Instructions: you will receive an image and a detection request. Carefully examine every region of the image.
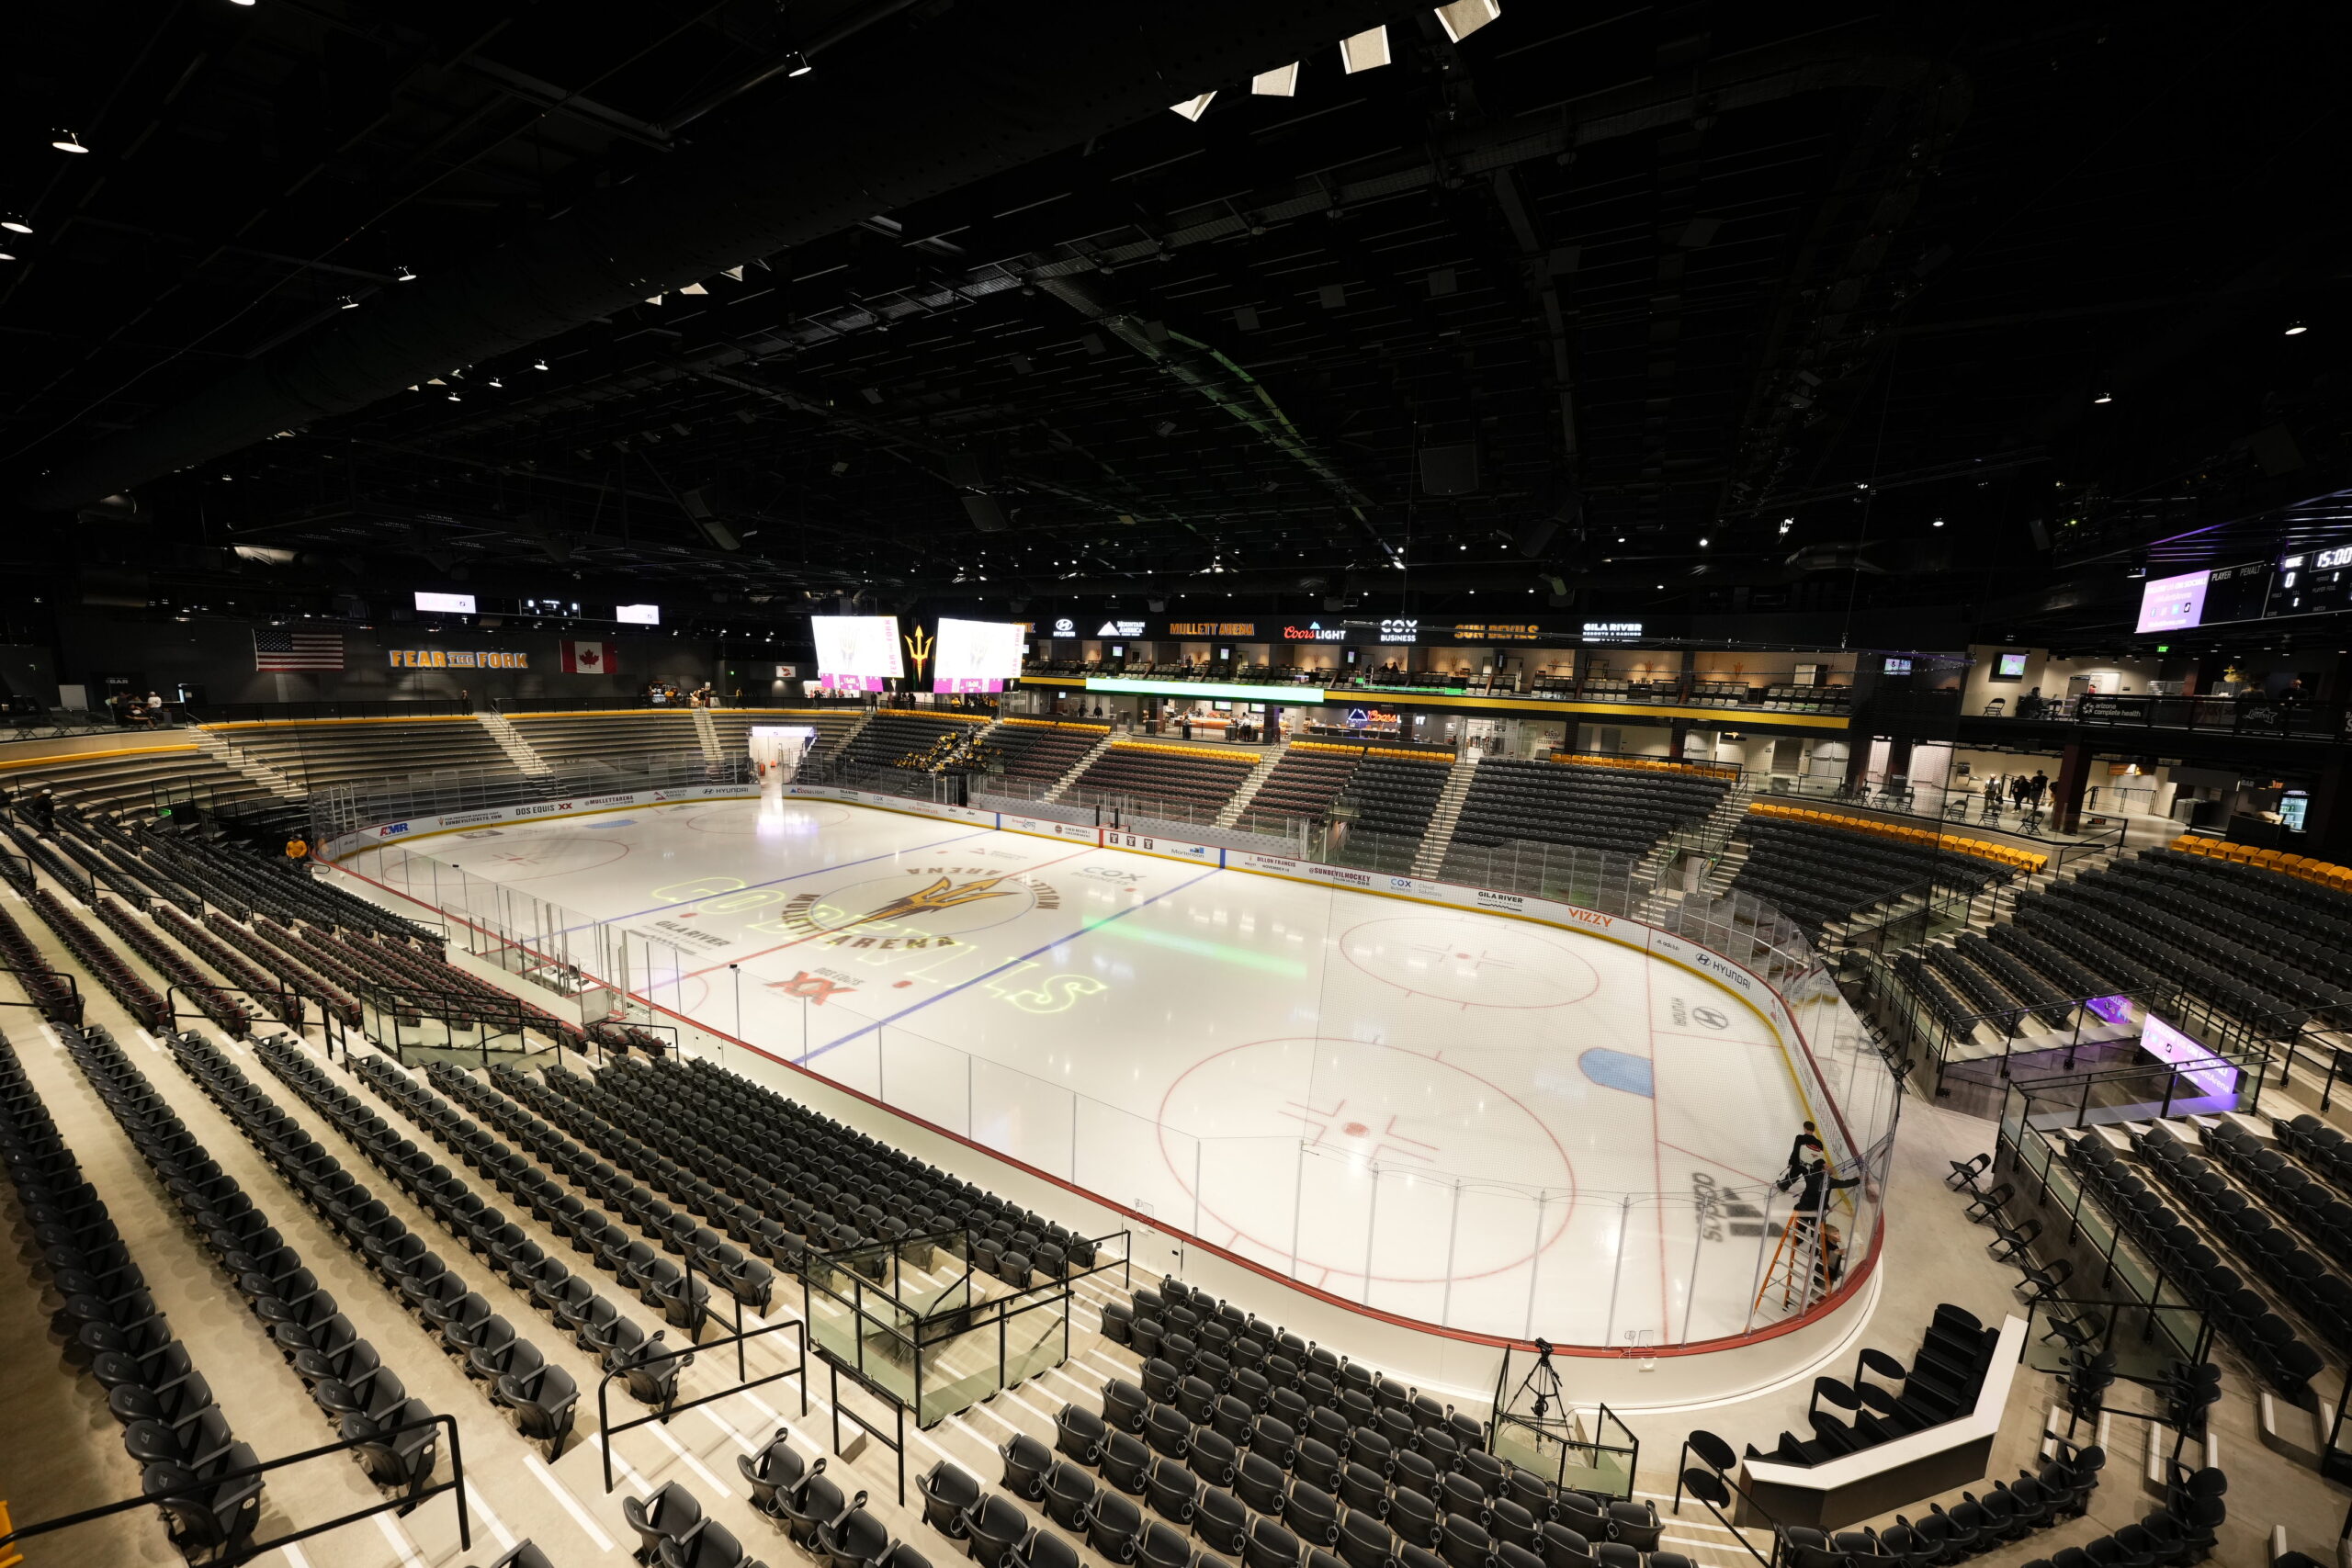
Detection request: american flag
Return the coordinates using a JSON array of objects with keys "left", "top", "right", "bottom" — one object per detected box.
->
[{"left": 254, "top": 628, "right": 345, "bottom": 671}]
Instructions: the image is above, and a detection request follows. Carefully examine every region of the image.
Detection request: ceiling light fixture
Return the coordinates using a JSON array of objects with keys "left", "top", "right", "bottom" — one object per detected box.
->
[
  {"left": 2285, "top": 321, "right": 2308, "bottom": 336},
  {"left": 533, "top": 358, "right": 548, "bottom": 371},
  {"left": 1932, "top": 517, "right": 1945, "bottom": 527},
  {"left": 783, "top": 51, "right": 812, "bottom": 77},
  {"left": 337, "top": 295, "right": 358, "bottom": 310},
  {"left": 1251, "top": 63, "right": 1299, "bottom": 96},
  {"left": 51, "top": 130, "right": 88, "bottom": 154},
  {"left": 1434, "top": 0, "right": 1502, "bottom": 43},
  {"left": 2093, "top": 390, "right": 2112, "bottom": 404},
  {"left": 1340, "top": 25, "right": 1392, "bottom": 72},
  {"left": 394, "top": 264, "right": 416, "bottom": 282},
  {"left": 1, "top": 214, "right": 31, "bottom": 234},
  {"left": 1169, "top": 92, "right": 1216, "bottom": 121}
]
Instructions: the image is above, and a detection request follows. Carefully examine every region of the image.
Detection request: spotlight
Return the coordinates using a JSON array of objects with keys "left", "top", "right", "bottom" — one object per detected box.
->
[
  {"left": 1932, "top": 517, "right": 1945, "bottom": 527},
  {"left": 1698, "top": 536, "right": 1709, "bottom": 547},
  {"left": 533, "top": 358, "right": 548, "bottom": 370},
  {"left": 395, "top": 264, "right": 416, "bottom": 282},
  {"left": 2093, "top": 390, "right": 2112, "bottom": 404},
  {"left": 51, "top": 130, "right": 88, "bottom": 154},
  {"left": 338, "top": 295, "right": 358, "bottom": 310},
  {"left": 1, "top": 214, "right": 30, "bottom": 234},
  {"left": 783, "top": 50, "right": 811, "bottom": 77},
  {"left": 0, "top": 252, "right": 14, "bottom": 263},
  {"left": 2285, "top": 321, "right": 2308, "bottom": 335},
  {"left": 1778, "top": 517, "right": 1794, "bottom": 535},
  {"left": 1170, "top": 92, "right": 1216, "bottom": 121}
]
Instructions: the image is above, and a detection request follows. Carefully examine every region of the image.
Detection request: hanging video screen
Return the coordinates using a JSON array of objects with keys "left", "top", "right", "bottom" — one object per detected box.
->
[{"left": 810, "top": 615, "right": 904, "bottom": 678}]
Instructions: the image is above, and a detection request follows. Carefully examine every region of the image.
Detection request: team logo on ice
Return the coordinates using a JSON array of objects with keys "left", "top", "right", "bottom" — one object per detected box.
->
[
  {"left": 769, "top": 972, "right": 855, "bottom": 1004},
  {"left": 775, "top": 865, "right": 1060, "bottom": 948}
]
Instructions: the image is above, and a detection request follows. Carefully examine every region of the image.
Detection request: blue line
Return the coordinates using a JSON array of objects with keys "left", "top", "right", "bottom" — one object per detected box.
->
[
  {"left": 797, "top": 862, "right": 1226, "bottom": 1064},
  {"left": 516, "top": 825, "right": 997, "bottom": 939}
]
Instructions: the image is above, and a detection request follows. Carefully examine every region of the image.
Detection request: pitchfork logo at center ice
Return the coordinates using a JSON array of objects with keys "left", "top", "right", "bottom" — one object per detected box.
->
[{"left": 775, "top": 865, "right": 1061, "bottom": 946}]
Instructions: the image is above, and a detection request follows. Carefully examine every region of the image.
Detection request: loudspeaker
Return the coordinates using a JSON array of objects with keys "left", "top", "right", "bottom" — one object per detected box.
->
[
  {"left": 680, "top": 488, "right": 714, "bottom": 520},
  {"left": 695, "top": 519, "right": 741, "bottom": 552},
  {"left": 962, "top": 495, "right": 1009, "bottom": 533},
  {"left": 1419, "top": 443, "right": 1481, "bottom": 496},
  {"left": 1514, "top": 517, "right": 1558, "bottom": 558}
]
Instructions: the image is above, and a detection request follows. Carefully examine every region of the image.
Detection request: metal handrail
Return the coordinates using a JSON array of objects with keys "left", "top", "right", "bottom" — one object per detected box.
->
[
  {"left": 594, "top": 1314, "right": 808, "bottom": 1495},
  {"left": 0, "top": 1408, "right": 469, "bottom": 1565}
]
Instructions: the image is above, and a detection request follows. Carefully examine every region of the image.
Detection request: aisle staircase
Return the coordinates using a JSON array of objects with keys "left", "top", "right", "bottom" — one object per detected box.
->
[
  {"left": 691, "top": 706, "right": 721, "bottom": 761},
  {"left": 191, "top": 728, "right": 307, "bottom": 799},
  {"left": 1410, "top": 757, "right": 1479, "bottom": 877},
  {"left": 476, "top": 710, "right": 553, "bottom": 776},
  {"left": 1216, "top": 745, "right": 1288, "bottom": 826},
  {"left": 1041, "top": 734, "right": 1117, "bottom": 803},
  {"left": 808, "top": 710, "right": 870, "bottom": 765}
]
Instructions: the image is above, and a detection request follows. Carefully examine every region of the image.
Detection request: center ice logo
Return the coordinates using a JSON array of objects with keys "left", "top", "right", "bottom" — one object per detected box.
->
[{"left": 775, "top": 865, "right": 1061, "bottom": 947}]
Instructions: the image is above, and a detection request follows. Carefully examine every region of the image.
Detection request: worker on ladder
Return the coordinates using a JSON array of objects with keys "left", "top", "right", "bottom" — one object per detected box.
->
[
  {"left": 1757, "top": 1156, "right": 1864, "bottom": 1314},
  {"left": 1791, "top": 1156, "right": 1860, "bottom": 1238}
]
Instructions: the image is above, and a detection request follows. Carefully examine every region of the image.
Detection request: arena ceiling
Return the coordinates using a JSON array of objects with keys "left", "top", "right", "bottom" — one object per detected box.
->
[{"left": 1, "top": 1, "right": 2344, "bottom": 641}]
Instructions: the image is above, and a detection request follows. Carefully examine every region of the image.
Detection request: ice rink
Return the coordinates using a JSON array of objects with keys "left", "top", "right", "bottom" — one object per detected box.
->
[{"left": 356, "top": 796, "right": 1837, "bottom": 1347}]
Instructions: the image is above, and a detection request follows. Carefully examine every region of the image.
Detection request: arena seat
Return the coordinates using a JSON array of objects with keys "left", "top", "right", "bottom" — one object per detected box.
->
[
  {"left": 0, "top": 737, "right": 270, "bottom": 818},
  {"left": 1068, "top": 742, "right": 1257, "bottom": 813},
  {"left": 979, "top": 720, "right": 1107, "bottom": 787},
  {"left": 209, "top": 716, "right": 514, "bottom": 791},
  {"left": 505, "top": 709, "right": 707, "bottom": 767},
  {"left": 1443, "top": 758, "right": 1724, "bottom": 863}
]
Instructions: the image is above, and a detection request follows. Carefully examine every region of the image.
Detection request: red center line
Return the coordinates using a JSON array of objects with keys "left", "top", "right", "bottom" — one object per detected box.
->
[{"left": 676, "top": 841, "right": 1107, "bottom": 979}]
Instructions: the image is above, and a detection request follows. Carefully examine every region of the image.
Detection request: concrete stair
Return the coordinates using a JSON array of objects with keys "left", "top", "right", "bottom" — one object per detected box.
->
[
  {"left": 809, "top": 710, "right": 870, "bottom": 766},
  {"left": 1216, "top": 745, "right": 1287, "bottom": 826},
  {"left": 1410, "top": 758, "right": 1479, "bottom": 878},
  {"left": 191, "top": 728, "right": 307, "bottom": 799},
  {"left": 1042, "top": 734, "right": 1117, "bottom": 803},
  {"left": 692, "top": 706, "right": 721, "bottom": 761},
  {"left": 478, "top": 709, "right": 553, "bottom": 775}
]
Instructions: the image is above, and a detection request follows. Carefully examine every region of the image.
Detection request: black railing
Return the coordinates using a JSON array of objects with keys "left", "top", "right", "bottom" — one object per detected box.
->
[
  {"left": 0, "top": 963, "right": 82, "bottom": 1022},
  {"left": 822, "top": 1354, "right": 909, "bottom": 1506},
  {"left": 0, "top": 1408, "right": 469, "bottom": 1566},
  {"left": 1882, "top": 685, "right": 2350, "bottom": 740},
  {"left": 594, "top": 1312, "right": 809, "bottom": 1495}
]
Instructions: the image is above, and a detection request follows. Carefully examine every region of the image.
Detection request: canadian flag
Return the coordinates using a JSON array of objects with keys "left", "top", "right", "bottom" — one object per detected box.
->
[{"left": 561, "top": 639, "right": 618, "bottom": 674}]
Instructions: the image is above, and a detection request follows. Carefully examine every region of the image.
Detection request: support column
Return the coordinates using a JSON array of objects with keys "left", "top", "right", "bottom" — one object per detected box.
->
[
  {"left": 1669, "top": 719, "right": 1691, "bottom": 760},
  {"left": 2052, "top": 742, "right": 2092, "bottom": 833},
  {"left": 2305, "top": 755, "right": 2352, "bottom": 865}
]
